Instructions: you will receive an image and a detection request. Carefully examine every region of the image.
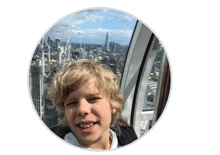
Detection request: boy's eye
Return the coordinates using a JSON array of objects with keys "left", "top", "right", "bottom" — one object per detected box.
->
[
  {"left": 65, "top": 101, "right": 77, "bottom": 107},
  {"left": 88, "top": 97, "right": 101, "bottom": 103}
]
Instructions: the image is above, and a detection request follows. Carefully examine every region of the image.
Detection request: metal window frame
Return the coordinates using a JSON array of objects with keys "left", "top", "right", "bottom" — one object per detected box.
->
[
  {"left": 120, "top": 21, "right": 153, "bottom": 125},
  {"left": 132, "top": 36, "right": 159, "bottom": 137}
]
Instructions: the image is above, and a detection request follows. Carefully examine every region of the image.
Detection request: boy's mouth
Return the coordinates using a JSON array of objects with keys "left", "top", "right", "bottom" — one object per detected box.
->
[{"left": 77, "top": 122, "right": 98, "bottom": 129}]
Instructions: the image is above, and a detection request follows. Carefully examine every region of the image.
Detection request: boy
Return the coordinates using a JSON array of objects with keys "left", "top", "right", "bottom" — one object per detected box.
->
[{"left": 49, "top": 59, "right": 137, "bottom": 150}]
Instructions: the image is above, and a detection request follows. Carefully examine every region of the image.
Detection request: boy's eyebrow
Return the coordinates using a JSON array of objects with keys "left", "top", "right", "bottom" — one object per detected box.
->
[
  {"left": 65, "top": 92, "right": 101, "bottom": 101},
  {"left": 64, "top": 96, "right": 77, "bottom": 103},
  {"left": 85, "top": 92, "right": 101, "bottom": 97}
]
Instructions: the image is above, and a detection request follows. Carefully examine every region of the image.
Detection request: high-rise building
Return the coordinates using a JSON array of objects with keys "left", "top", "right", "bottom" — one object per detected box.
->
[
  {"left": 30, "top": 41, "right": 59, "bottom": 128},
  {"left": 102, "top": 32, "right": 109, "bottom": 52},
  {"left": 30, "top": 65, "right": 44, "bottom": 118}
]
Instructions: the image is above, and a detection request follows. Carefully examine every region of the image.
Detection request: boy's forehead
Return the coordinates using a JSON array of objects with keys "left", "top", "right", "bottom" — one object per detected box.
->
[
  {"left": 73, "top": 80, "right": 103, "bottom": 96},
  {"left": 65, "top": 80, "right": 109, "bottom": 103},
  {"left": 79, "top": 85, "right": 99, "bottom": 95},
  {"left": 81, "top": 80, "right": 99, "bottom": 91}
]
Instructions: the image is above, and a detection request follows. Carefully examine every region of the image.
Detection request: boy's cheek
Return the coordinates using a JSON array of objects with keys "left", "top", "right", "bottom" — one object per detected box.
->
[{"left": 64, "top": 110, "right": 75, "bottom": 123}]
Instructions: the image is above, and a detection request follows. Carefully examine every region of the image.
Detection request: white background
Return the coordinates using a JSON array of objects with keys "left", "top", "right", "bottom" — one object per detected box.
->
[{"left": 1, "top": 0, "right": 220, "bottom": 154}]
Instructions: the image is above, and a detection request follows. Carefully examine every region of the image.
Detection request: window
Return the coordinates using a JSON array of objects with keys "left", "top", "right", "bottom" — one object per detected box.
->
[
  {"left": 143, "top": 46, "right": 164, "bottom": 111},
  {"left": 139, "top": 45, "right": 166, "bottom": 137}
]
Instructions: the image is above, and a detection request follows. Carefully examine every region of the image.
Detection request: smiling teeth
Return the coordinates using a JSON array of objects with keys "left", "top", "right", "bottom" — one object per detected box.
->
[{"left": 79, "top": 123, "right": 94, "bottom": 128}]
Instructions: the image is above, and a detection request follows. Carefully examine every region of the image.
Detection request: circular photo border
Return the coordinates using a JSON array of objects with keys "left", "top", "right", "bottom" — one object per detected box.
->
[{"left": 29, "top": 7, "right": 171, "bottom": 151}]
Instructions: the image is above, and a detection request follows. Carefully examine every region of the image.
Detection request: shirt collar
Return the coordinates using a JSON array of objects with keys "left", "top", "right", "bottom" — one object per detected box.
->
[{"left": 64, "top": 129, "right": 118, "bottom": 149}]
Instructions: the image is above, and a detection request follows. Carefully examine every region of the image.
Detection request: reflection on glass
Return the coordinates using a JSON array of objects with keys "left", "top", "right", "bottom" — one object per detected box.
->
[
  {"left": 143, "top": 46, "right": 164, "bottom": 111},
  {"left": 139, "top": 46, "right": 164, "bottom": 137},
  {"left": 29, "top": 9, "right": 137, "bottom": 128}
]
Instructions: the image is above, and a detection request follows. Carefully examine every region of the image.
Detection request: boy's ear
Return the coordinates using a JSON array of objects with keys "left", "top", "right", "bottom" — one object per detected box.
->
[{"left": 112, "top": 107, "right": 117, "bottom": 114}]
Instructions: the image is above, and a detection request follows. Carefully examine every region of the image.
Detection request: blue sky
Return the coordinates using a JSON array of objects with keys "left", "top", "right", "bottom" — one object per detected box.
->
[{"left": 44, "top": 9, "right": 137, "bottom": 45}]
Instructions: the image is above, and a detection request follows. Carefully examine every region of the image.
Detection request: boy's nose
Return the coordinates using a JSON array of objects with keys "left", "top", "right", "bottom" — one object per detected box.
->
[{"left": 77, "top": 99, "right": 91, "bottom": 117}]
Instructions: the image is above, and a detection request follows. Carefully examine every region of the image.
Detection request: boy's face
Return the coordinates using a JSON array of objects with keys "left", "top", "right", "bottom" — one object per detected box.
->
[{"left": 64, "top": 80, "right": 116, "bottom": 148}]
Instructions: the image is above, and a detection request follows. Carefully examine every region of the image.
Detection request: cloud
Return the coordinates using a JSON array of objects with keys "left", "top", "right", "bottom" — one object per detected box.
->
[
  {"left": 119, "top": 15, "right": 135, "bottom": 23},
  {"left": 51, "top": 9, "right": 105, "bottom": 31},
  {"left": 69, "top": 28, "right": 133, "bottom": 45},
  {"left": 43, "top": 9, "right": 136, "bottom": 45},
  {"left": 102, "top": 9, "right": 108, "bottom": 13},
  {"left": 46, "top": 26, "right": 133, "bottom": 45},
  {"left": 108, "top": 17, "right": 115, "bottom": 20}
]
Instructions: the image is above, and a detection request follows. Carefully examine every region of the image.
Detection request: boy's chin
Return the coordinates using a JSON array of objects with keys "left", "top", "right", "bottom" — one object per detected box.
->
[{"left": 76, "top": 125, "right": 110, "bottom": 145}]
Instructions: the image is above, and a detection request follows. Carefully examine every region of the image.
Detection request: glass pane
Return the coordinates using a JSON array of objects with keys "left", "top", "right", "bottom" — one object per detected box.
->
[
  {"left": 140, "top": 45, "right": 164, "bottom": 137},
  {"left": 142, "top": 45, "right": 164, "bottom": 111},
  {"left": 30, "top": 9, "right": 137, "bottom": 128}
]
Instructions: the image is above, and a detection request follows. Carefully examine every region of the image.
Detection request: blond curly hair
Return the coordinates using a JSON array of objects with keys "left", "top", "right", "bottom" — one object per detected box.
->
[{"left": 48, "top": 59, "right": 125, "bottom": 127}]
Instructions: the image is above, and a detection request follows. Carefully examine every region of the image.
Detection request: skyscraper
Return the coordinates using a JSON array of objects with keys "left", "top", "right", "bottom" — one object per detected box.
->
[{"left": 102, "top": 32, "right": 109, "bottom": 52}]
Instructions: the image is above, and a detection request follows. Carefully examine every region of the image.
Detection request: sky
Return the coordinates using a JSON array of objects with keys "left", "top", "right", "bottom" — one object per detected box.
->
[{"left": 44, "top": 9, "right": 137, "bottom": 45}]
